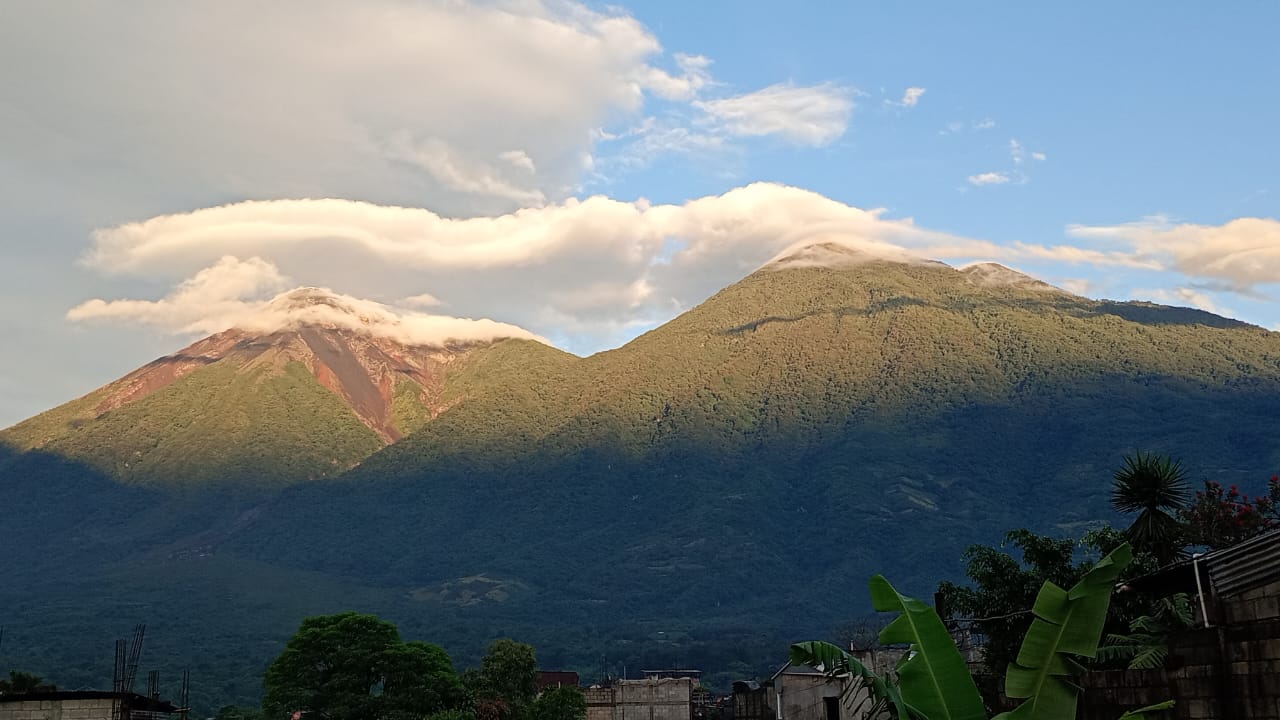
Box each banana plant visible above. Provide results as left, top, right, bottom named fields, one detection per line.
left=995, top=543, right=1132, bottom=720
left=791, top=543, right=1167, bottom=720
left=788, top=640, right=921, bottom=720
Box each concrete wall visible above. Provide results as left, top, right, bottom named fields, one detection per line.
left=585, top=678, right=694, bottom=720
left=774, top=673, right=872, bottom=720
left=776, top=674, right=838, bottom=720
left=1080, top=576, right=1280, bottom=720
left=0, top=698, right=116, bottom=720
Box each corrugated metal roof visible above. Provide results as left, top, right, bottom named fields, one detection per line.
left=1121, top=528, right=1280, bottom=598
left=1205, top=528, right=1280, bottom=597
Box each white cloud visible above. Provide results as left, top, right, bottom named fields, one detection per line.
left=68, top=257, right=289, bottom=333
left=71, top=184, right=1276, bottom=351
left=887, top=86, right=926, bottom=108
left=1058, top=278, right=1096, bottom=296
left=941, top=118, right=996, bottom=135
left=1010, top=139, right=1026, bottom=165
left=386, top=136, right=548, bottom=206
left=644, top=53, right=714, bottom=101
left=603, top=124, right=728, bottom=171
left=694, top=83, right=854, bottom=146
left=0, top=2, right=845, bottom=218
left=498, top=150, right=537, bottom=174
left=401, top=293, right=443, bottom=308
left=1133, top=287, right=1230, bottom=316
left=968, top=172, right=1011, bottom=186
left=69, top=258, right=540, bottom=347
left=1010, top=138, right=1046, bottom=166
left=76, top=184, right=984, bottom=349
left=1067, top=216, right=1280, bottom=293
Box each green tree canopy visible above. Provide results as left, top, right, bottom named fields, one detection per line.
left=527, top=686, right=586, bottom=720
left=263, top=612, right=463, bottom=720
left=1112, top=452, right=1189, bottom=563
left=475, top=638, right=538, bottom=708
left=0, top=671, right=44, bottom=694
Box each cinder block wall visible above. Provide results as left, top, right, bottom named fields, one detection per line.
left=0, top=698, right=116, bottom=720
left=1080, top=577, right=1280, bottom=720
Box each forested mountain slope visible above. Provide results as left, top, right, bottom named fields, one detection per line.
left=3, top=244, right=1279, bottom=709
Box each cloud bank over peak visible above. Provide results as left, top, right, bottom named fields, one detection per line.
left=69, top=256, right=541, bottom=348
left=79, top=182, right=1262, bottom=353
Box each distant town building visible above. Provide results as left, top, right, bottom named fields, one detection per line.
left=769, top=663, right=872, bottom=720
left=586, top=675, right=698, bottom=720
left=536, top=671, right=581, bottom=691
left=730, top=680, right=773, bottom=720
left=0, top=690, right=182, bottom=720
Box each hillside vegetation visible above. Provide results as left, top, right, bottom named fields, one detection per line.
left=3, top=246, right=1280, bottom=709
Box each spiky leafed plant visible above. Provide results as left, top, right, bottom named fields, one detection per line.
left=1112, top=453, right=1189, bottom=564
left=790, top=544, right=1167, bottom=720
left=1098, top=594, right=1193, bottom=670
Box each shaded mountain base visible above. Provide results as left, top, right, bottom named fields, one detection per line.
left=2, top=376, right=1279, bottom=713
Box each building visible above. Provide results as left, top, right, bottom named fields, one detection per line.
left=0, top=691, right=182, bottom=720
left=1078, top=529, right=1280, bottom=720
left=536, top=671, right=581, bottom=691
left=769, top=663, right=875, bottom=720
left=586, top=675, right=698, bottom=720
left=730, top=680, right=774, bottom=720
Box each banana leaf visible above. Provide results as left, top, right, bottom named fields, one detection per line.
left=995, top=543, right=1133, bottom=720
left=789, top=640, right=921, bottom=720
left=1117, top=700, right=1174, bottom=719
left=870, top=575, right=987, bottom=720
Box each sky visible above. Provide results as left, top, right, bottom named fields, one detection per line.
left=1, top=1, right=1278, bottom=428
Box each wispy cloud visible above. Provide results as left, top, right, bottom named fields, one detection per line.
left=1009, top=138, right=1046, bottom=165
left=941, top=118, right=997, bottom=135
left=1067, top=216, right=1280, bottom=294
left=967, top=172, right=1011, bottom=186
left=694, top=83, right=855, bottom=146
left=1132, top=286, right=1231, bottom=317
left=886, top=86, right=926, bottom=108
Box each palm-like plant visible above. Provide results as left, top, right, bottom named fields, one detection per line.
left=1112, top=453, right=1189, bottom=564
left=1098, top=594, right=1193, bottom=670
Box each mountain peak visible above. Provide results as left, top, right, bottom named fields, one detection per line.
left=960, top=262, right=1069, bottom=294
left=763, top=240, right=945, bottom=270
left=267, top=287, right=361, bottom=314
left=234, top=287, right=541, bottom=349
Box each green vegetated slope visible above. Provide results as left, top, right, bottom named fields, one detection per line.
left=1, top=360, right=383, bottom=487
left=5, top=249, right=1280, bottom=708
left=224, top=253, right=1280, bottom=672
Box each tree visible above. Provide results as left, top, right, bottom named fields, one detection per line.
left=1182, top=477, right=1279, bottom=549
left=527, top=686, right=586, bottom=720
left=936, top=529, right=1091, bottom=682
left=474, top=639, right=538, bottom=709
left=832, top=615, right=889, bottom=653
left=263, top=612, right=463, bottom=720
left=0, top=671, right=44, bottom=694
left=1111, top=452, right=1189, bottom=564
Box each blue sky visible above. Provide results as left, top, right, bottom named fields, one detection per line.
left=0, top=1, right=1277, bottom=427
